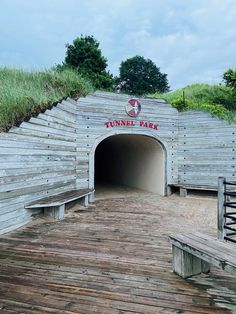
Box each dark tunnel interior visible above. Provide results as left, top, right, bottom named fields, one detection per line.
left=94, top=134, right=165, bottom=195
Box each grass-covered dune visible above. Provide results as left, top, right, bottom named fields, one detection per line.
left=1, top=68, right=235, bottom=132
left=0, top=68, right=93, bottom=131
left=149, top=83, right=236, bottom=122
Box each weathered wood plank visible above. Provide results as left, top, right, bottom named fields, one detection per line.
left=169, top=233, right=236, bottom=276
left=0, top=178, right=76, bottom=201
left=0, top=192, right=234, bottom=313
left=0, top=90, right=235, bottom=234
left=25, top=189, right=94, bottom=208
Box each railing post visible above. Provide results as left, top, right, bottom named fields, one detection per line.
left=218, top=177, right=226, bottom=240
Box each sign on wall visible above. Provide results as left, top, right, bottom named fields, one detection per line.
left=104, top=98, right=160, bottom=131
left=104, top=120, right=160, bottom=130
left=125, top=99, right=141, bottom=117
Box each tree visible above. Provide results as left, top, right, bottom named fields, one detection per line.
left=117, top=56, right=169, bottom=95
left=63, top=35, right=114, bottom=89
left=223, top=68, right=236, bottom=90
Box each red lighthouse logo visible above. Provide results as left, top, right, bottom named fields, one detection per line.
left=125, top=98, right=141, bottom=117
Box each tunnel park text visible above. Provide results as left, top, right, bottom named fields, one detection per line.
left=104, top=120, right=160, bottom=130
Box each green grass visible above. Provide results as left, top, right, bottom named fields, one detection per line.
left=149, top=83, right=236, bottom=122
left=0, top=67, right=93, bottom=131
left=1, top=69, right=235, bottom=131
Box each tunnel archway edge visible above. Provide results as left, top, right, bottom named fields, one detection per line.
left=88, top=129, right=170, bottom=196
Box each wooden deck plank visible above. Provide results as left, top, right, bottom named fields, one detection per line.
left=25, top=188, right=94, bottom=208
left=0, top=190, right=235, bottom=313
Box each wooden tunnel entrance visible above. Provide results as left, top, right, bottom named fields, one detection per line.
left=94, top=134, right=166, bottom=195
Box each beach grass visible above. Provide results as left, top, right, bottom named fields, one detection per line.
left=0, top=67, right=93, bottom=131
left=149, top=83, right=236, bottom=122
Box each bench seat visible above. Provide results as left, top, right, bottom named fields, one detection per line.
left=25, top=188, right=94, bottom=220
left=169, top=184, right=217, bottom=197
left=169, top=232, right=236, bottom=278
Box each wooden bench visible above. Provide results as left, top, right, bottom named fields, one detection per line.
left=25, top=188, right=94, bottom=220
left=169, top=184, right=217, bottom=197
left=169, top=232, right=236, bottom=278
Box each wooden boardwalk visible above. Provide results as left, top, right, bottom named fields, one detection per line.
left=0, top=189, right=236, bottom=313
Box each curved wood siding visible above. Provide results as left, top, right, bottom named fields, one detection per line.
left=0, top=98, right=78, bottom=234
left=77, top=92, right=179, bottom=190
left=0, top=91, right=235, bottom=234
left=178, top=111, right=236, bottom=186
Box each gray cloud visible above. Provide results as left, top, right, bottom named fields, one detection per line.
left=0, top=0, right=235, bottom=89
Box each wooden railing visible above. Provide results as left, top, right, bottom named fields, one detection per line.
left=218, top=177, right=236, bottom=243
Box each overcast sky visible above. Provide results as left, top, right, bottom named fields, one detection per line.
left=1, top=0, right=236, bottom=90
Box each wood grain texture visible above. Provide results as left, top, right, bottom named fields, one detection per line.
left=25, top=188, right=94, bottom=208
left=170, top=232, right=236, bottom=277
left=0, top=91, right=235, bottom=234
left=0, top=97, right=78, bottom=234
left=0, top=192, right=234, bottom=313
left=178, top=111, right=236, bottom=187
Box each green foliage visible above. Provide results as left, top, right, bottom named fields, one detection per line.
left=223, top=68, right=236, bottom=90
left=83, top=70, right=114, bottom=90
left=0, top=67, right=93, bottom=131
left=62, top=35, right=114, bottom=90
left=169, top=96, right=189, bottom=111
left=223, top=68, right=236, bottom=99
left=149, top=83, right=235, bottom=122
left=117, top=55, right=169, bottom=96
left=190, top=102, right=230, bottom=120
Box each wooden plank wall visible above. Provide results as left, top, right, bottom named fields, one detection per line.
left=0, top=91, right=235, bottom=235
left=76, top=92, right=179, bottom=189
left=0, top=98, right=78, bottom=235
left=1, top=92, right=179, bottom=235
left=178, top=111, right=236, bottom=187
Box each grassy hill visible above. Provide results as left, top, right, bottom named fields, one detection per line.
left=0, top=68, right=93, bottom=131
left=149, top=83, right=236, bottom=122
left=1, top=69, right=235, bottom=132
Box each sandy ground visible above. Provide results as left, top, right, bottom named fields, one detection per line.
left=31, top=184, right=220, bottom=237
left=94, top=184, right=219, bottom=235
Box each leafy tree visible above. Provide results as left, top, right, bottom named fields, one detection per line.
left=223, top=68, right=236, bottom=90
left=117, top=55, right=169, bottom=95
left=63, top=35, right=114, bottom=90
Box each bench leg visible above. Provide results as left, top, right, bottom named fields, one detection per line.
left=172, top=246, right=210, bottom=278
left=83, top=195, right=89, bottom=206
left=180, top=188, right=187, bottom=197
left=201, top=260, right=210, bottom=274
left=166, top=186, right=172, bottom=197
left=88, top=191, right=95, bottom=203
left=46, top=205, right=65, bottom=220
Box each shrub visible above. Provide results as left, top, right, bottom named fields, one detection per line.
left=148, top=83, right=235, bottom=122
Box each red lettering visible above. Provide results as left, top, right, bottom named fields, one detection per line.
left=140, top=121, right=144, bottom=127
left=144, top=122, right=148, bottom=128
left=115, top=120, right=121, bottom=126
left=104, top=120, right=137, bottom=128
left=149, top=123, right=153, bottom=129
left=153, top=124, right=160, bottom=130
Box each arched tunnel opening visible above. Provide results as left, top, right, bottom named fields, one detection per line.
left=95, top=134, right=165, bottom=195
